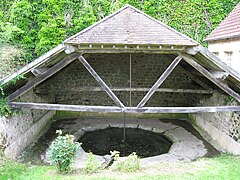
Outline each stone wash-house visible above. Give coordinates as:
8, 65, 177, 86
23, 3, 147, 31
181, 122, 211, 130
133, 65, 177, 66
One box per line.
205, 3, 240, 72
1, 5, 240, 159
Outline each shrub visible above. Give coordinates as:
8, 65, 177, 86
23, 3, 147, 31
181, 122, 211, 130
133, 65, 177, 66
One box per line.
47, 130, 80, 173
83, 152, 102, 174
115, 152, 140, 172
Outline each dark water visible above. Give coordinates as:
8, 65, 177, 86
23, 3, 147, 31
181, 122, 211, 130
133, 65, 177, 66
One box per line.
79, 128, 172, 158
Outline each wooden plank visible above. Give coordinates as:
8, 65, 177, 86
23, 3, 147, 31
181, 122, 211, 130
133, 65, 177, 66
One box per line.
180, 53, 240, 102
9, 102, 122, 113
76, 49, 180, 54
36, 87, 213, 94
137, 56, 182, 108
31, 67, 49, 76
127, 106, 240, 113
78, 56, 125, 108
8, 53, 80, 101
9, 102, 240, 113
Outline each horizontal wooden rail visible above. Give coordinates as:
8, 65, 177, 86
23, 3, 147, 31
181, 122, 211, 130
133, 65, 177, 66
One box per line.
9, 102, 240, 113
35, 87, 213, 94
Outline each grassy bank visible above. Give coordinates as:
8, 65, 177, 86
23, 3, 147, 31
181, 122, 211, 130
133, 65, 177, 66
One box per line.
1, 154, 240, 180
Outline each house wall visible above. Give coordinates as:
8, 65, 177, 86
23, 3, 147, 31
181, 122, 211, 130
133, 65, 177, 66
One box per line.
0, 89, 55, 159
208, 37, 240, 72
191, 92, 240, 155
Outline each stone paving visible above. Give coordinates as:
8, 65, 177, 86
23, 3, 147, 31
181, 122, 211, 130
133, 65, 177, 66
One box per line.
48, 118, 208, 168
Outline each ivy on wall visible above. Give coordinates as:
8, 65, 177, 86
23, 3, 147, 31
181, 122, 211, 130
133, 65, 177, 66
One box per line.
0, 0, 239, 63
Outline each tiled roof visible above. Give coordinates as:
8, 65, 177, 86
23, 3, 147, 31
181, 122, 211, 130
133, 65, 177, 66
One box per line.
205, 3, 240, 42
65, 5, 198, 46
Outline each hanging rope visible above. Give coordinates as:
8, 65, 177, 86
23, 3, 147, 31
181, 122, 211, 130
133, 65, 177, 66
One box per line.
130, 54, 132, 107
122, 54, 132, 142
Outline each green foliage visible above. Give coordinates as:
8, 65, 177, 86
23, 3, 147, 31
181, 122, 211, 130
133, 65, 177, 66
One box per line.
0, 97, 12, 118
0, 0, 239, 74
47, 129, 80, 173
0, 22, 24, 44
82, 152, 102, 174
0, 45, 25, 79
0, 154, 240, 179
224, 96, 240, 105
0, 151, 28, 180
115, 152, 140, 172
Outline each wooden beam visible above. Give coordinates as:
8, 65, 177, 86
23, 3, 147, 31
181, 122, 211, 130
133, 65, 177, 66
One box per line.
76, 49, 180, 54
185, 46, 200, 55
8, 53, 80, 101
198, 45, 240, 82
209, 70, 229, 80
31, 67, 49, 76
64, 45, 76, 54
78, 56, 125, 108
9, 102, 240, 113
180, 53, 240, 102
35, 87, 213, 94
9, 102, 122, 113
137, 56, 182, 108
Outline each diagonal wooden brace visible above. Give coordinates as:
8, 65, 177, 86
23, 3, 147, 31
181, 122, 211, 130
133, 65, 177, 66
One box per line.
180, 53, 240, 102
137, 55, 182, 108
8, 53, 80, 102
78, 56, 125, 108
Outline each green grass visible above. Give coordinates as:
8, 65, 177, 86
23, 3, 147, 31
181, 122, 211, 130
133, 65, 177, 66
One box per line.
0, 154, 240, 180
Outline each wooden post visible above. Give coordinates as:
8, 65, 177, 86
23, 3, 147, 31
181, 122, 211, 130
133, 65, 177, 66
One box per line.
8, 53, 80, 101
180, 53, 240, 102
137, 56, 182, 108
78, 56, 125, 108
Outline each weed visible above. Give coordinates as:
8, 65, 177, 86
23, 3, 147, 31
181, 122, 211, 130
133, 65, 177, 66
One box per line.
82, 152, 102, 174
115, 152, 140, 172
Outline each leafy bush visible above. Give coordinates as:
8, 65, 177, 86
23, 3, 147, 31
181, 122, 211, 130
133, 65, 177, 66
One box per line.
0, 97, 13, 118
115, 152, 140, 172
82, 152, 102, 174
47, 130, 80, 173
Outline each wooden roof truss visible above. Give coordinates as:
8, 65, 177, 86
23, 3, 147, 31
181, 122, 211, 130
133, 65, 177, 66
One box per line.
7, 48, 240, 113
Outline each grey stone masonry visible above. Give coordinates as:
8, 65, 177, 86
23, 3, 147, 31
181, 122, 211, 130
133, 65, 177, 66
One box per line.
0, 89, 55, 159
39, 53, 208, 107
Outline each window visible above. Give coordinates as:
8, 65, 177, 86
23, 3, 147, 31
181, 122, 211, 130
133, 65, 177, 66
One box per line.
224, 51, 233, 66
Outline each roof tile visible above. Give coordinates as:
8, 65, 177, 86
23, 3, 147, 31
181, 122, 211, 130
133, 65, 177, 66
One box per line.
65, 5, 197, 46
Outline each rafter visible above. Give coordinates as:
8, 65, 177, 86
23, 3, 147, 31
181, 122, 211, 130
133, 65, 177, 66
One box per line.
180, 53, 240, 102
8, 53, 80, 101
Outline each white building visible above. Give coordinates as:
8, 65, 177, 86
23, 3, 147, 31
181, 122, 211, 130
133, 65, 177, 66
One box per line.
205, 3, 240, 72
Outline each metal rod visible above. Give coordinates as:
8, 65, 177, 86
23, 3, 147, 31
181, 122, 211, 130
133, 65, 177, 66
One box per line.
123, 112, 126, 142
130, 54, 132, 107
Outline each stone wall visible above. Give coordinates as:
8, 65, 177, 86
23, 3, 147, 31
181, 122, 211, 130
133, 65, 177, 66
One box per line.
0, 89, 55, 159
41, 53, 208, 107
191, 92, 240, 154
